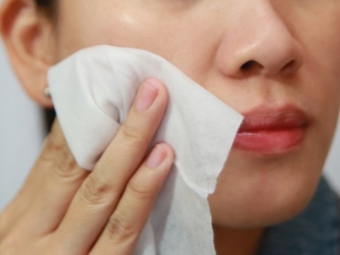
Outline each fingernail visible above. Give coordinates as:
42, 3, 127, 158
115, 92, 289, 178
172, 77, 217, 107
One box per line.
136, 79, 159, 111
146, 144, 167, 169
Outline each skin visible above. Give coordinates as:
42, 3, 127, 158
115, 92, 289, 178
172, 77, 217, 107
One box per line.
0, 0, 340, 254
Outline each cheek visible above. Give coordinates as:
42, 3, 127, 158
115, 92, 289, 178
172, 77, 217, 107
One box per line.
56, 2, 154, 57
55, 2, 151, 58
294, 4, 340, 153
304, 38, 340, 145
56, 2, 184, 59
55, 1, 223, 84
279, 1, 340, 131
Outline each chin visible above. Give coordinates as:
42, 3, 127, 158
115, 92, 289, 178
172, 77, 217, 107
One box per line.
208, 148, 325, 229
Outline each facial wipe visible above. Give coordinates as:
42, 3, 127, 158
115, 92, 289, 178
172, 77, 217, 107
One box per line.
48, 45, 243, 255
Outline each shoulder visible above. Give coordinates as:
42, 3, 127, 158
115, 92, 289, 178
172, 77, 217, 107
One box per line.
336, 193, 340, 254
326, 182, 340, 254
258, 177, 340, 255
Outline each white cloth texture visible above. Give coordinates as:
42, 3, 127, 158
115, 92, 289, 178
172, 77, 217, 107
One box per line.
48, 45, 243, 255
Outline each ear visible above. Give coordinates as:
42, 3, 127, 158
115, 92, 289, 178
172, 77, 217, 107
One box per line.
0, 0, 56, 108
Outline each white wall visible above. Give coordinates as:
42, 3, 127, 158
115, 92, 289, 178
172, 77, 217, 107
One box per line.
324, 122, 340, 195
0, 40, 44, 210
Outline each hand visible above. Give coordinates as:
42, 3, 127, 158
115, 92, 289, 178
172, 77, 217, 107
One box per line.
0, 78, 174, 255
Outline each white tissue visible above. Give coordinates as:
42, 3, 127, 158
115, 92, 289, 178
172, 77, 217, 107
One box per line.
48, 45, 243, 255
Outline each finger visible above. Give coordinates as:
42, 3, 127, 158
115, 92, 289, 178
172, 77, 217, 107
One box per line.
11, 120, 89, 236
90, 144, 174, 255
55, 78, 169, 254
13, 121, 66, 205
0, 120, 74, 234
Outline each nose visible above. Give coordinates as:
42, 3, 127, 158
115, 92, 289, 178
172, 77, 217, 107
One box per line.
216, 2, 304, 78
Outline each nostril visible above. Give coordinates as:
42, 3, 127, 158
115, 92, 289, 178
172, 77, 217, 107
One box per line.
283, 60, 295, 71
241, 60, 259, 71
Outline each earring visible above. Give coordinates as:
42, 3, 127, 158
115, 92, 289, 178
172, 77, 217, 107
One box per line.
44, 87, 51, 98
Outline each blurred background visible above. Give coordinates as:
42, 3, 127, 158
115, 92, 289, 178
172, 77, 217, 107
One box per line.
1, 36, 340, 211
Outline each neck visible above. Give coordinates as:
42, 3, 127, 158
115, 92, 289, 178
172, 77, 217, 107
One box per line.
213, 225, 265, 255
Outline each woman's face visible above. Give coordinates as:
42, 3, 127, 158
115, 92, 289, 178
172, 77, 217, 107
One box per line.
52, 0, 340, 228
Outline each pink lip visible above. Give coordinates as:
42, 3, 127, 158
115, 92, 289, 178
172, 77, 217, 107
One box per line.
233, 105, 309, 154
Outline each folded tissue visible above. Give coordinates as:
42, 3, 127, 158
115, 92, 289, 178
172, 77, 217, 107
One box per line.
48, 45, 243, 255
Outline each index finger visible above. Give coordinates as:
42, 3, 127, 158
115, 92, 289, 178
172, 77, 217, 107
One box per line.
0, 120, 81, 233
55, 78, 169, 254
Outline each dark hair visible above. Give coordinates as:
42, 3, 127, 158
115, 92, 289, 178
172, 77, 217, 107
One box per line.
35, 0, 56, 17
35, 0, 54, 8
35, 0, 57, 131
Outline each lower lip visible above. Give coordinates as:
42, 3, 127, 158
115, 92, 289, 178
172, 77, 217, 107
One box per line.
233, 128, 305, 154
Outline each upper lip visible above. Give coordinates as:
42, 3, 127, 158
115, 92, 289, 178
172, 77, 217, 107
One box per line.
238, 104, 310, 132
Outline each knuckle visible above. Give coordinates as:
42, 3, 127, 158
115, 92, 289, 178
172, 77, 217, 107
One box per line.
0, 235, 20, 255
126, 178, 155, 202
120, 124, 146, 148
79, 174, 114, 206
51, 146, 83, 181
40, 121, 67, 162
106, 213, 136, 240
0, 210, 11, 236
44, 122, 66, 158
40, 134, 64, 162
